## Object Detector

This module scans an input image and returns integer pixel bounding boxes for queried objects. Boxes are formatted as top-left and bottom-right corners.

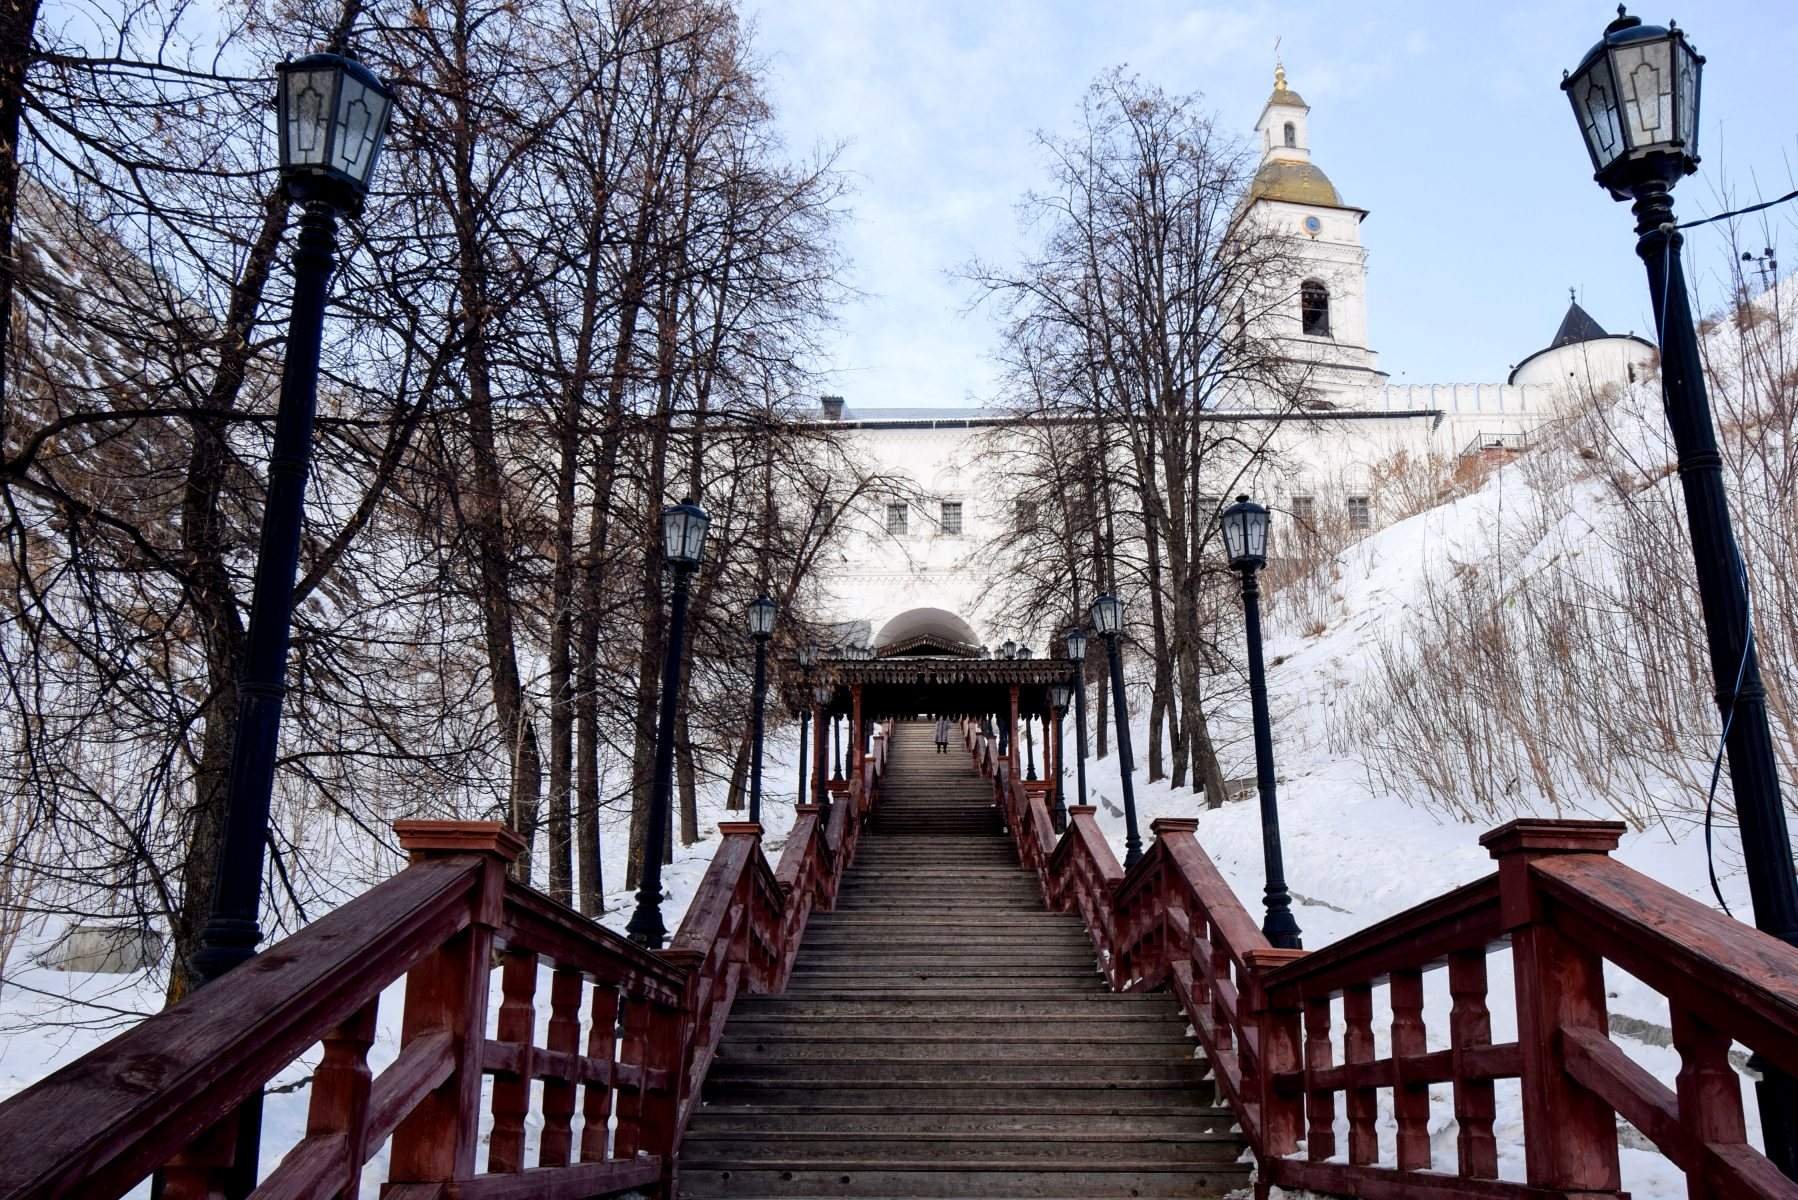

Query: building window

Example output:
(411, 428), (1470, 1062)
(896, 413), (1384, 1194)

(1291, 495), (1316, 529)
(1014, 499), (1039, 533)
(1300, 280), (1331, 337)
(1283, 121), (1296, 148)
(940, 500), (963, 536)
(1198, 494), (1222, 523)
(885, 501), (908, 536)
(1347, 495), (1372, 531)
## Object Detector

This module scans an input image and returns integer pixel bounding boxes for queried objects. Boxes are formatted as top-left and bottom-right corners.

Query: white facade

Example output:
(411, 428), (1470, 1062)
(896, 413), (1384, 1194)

(812, 70), (1657, 648)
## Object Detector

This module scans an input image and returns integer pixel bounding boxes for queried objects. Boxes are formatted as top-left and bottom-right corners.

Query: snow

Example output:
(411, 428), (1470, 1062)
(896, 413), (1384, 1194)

(0, 729), (810, 1199)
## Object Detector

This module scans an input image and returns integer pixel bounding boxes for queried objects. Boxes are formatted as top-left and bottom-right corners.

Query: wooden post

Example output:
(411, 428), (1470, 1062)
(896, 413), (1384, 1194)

(1008, 685), (1020, 776)
(1244, 947), (1306, 1158)
(1302, 997), (1335, 1162)
(848, 683), (863, 788)
(1343, 983), (1378, 1165)
(388, 820), (524, 1187)
(811, 702), (827, 804)
(1482, 819), (1626, 1196)
(1390, 968), (1430, 1170)
(1449, 949), (1499, 1179)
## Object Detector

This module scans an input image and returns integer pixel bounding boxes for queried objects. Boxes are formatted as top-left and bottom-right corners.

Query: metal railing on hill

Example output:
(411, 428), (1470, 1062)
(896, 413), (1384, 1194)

(0, 729), (890, 1200)
(963, 718), (1798, 1200)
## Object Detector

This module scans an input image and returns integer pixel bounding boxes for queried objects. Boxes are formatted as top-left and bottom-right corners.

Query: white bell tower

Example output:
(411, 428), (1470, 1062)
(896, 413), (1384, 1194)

(1244, 64), (1383, 389)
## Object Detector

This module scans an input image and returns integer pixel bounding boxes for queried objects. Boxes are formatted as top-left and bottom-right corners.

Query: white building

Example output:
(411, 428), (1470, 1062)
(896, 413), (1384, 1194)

(814, 69), (1656, 652)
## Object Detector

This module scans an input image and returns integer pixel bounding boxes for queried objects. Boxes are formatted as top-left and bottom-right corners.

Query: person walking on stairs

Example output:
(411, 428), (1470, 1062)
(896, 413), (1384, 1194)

(933, 713), (952, 753)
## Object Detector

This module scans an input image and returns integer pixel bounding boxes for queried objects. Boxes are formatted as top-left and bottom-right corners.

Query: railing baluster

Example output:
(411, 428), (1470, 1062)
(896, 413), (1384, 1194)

(540, 966), (583, 1167)
(1448, 950), (1498, 1179)
(1391, 968), (1430, 1170)
(613, 992), (649, 1160)
(488, 947), (538, 1173)
(1672, 1004), (1747, 1197)
(1303, 996), (1334, 1162)
(1343, 982), (1377, 1165)
(580, 983), (621, 1163)
(305, 999), (378, 1198)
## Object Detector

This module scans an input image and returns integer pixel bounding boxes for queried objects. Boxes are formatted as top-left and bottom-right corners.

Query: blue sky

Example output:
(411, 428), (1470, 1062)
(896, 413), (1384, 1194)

(741, 0), (1797, 409)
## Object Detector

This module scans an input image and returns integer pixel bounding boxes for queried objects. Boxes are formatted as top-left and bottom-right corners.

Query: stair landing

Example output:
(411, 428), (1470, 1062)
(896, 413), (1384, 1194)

(680, 720), (1249, 1198)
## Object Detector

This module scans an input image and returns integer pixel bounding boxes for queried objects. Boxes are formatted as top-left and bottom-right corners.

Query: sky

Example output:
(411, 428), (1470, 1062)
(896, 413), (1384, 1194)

(739, 0), (1798, 410)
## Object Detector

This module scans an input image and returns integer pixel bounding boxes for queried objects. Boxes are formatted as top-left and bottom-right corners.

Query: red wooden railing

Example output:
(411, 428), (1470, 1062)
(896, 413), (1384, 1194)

(0, 727), (888, 1200)
(966, 718), (1798, 1200)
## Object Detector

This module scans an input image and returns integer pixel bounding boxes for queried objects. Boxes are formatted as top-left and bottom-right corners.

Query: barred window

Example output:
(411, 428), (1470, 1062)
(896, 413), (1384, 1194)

(940, 500), (963, 536)
(1347, 495), (1372, 531)
(886, 502), (908, 536)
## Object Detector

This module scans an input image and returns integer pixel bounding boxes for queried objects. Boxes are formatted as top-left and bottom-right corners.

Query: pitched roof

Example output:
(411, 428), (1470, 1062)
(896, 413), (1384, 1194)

(1551, 299), (1610, 348)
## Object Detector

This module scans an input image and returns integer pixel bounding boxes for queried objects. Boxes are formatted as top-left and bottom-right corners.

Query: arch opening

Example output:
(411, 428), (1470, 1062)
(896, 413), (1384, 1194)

(874, 607), (980, 653)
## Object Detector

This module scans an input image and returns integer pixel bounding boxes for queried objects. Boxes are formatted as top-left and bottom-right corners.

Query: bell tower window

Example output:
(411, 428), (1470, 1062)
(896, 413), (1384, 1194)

(1300, 279), (1331, 337)
(1283, 121), (1296, 148)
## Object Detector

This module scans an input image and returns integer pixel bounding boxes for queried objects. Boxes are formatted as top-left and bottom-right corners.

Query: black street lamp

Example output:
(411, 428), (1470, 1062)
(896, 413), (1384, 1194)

(1049, 682), (1072, 833)
(1001, 638), (1017, 660)
(1222, 496), (1301, 951)
(1024, 713), (1037, 781)
(626, 499), (710, 950)
(1065, 626), (1090, 812)
(1090, 593), (1143, 868)
(1565, 11), (1798, 1170)
(746, 596), (776, 824)
(832, 710), (844, 781)
(190, 51), (393, 990)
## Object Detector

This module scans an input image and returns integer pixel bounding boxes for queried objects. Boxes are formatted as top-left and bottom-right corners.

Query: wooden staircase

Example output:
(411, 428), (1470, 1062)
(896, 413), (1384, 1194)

(681, 719), (1250, 1197)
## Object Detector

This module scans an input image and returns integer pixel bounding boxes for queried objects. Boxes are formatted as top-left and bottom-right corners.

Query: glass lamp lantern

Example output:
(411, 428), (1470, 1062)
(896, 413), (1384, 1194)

(814, 683), (833, 705)
(1001, 639), (1017, 660)
(1065, 626), (1088, 662)
(1563, 9), (1703, 199)
(275, 53), (394, 206)
(978, 644), (991, 659)
(747, 595), (777, 639)
(1050, 683), (1072, 712)
(660, 499), (710, 569)
(1017, 645), (1033, 660)
(797, 643), (816, 668)
(1090, 594), (1124, 637)
(1221, 495), (1271, 572)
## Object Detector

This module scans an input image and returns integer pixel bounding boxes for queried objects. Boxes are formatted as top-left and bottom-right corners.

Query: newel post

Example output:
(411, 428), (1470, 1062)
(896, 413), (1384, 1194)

(1147, 818), (1198, 986)
(386, 820), (524, 1187)
(1245, 946), (1306, 1161)
(1482, 819), (1627, 1197)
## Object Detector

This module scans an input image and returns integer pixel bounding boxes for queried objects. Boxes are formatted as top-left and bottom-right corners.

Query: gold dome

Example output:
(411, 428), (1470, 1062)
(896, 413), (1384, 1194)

(1247, 159), (1342, 207)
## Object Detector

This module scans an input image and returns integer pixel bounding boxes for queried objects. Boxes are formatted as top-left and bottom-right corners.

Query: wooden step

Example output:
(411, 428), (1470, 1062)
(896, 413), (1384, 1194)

(676, 1163), (1254, 1197)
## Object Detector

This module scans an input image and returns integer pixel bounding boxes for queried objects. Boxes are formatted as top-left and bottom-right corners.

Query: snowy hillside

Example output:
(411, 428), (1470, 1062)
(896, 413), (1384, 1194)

(1070, 285), (1798, 1196)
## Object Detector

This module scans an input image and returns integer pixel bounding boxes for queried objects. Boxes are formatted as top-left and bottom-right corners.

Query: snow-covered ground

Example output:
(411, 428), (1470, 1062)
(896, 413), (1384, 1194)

(3, 351), (1789, 1198)
(1061, 454), (1766, 1198)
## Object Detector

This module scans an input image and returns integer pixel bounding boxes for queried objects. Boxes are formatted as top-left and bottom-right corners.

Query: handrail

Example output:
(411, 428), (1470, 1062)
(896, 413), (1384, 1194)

(0, 722), (891, 1200)
(969, 704), (1798, 1200)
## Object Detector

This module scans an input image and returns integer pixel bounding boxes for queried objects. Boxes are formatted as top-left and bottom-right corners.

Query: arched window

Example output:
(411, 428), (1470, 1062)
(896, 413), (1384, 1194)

(1300, 280), (1331, 337)
(1283, 121), (1297, 148)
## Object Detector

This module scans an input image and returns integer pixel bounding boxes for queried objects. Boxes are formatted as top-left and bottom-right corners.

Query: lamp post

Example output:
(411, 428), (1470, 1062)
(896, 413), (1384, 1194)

(1049, 682), (1072, 833)
(1066, 626), (1090, 811)
(795, 644), (815, 806)
(1565, 11), (1798, 1170)
(1024, 713), (1037, 780)
(626, 499), (710, 950)
(1090, 593), (1142, 868)
(1222, 496), (1301, 951)
(746, 596), (776, 824)
(191, 52), (393, 990)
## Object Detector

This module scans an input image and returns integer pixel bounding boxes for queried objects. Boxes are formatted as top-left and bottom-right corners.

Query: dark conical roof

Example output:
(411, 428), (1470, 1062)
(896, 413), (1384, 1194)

(1552, 298), (1610, 348)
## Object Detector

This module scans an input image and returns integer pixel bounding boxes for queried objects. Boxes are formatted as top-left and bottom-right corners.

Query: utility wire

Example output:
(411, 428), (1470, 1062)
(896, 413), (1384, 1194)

(1677, 187), (1798, 231)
